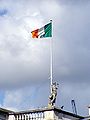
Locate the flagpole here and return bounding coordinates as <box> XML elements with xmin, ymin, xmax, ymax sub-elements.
<box><xmin>50</xmin><ymin>20</ymin><xmax>53</xmax><ymax>94</ymax></box>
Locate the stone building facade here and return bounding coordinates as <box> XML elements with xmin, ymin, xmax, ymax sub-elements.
<box><xmin>2</xmin><ymin>107</ymin><xmax>84</xmax><ymax>120</ymax></box>
<box><xmin>0</xmin><ymin>108</ymin><xmax>12</xmax><ymax>120</ymax></box>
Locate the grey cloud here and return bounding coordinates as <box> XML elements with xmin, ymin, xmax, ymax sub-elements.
<box><xmin>58</xmin><ymin>0</ymin><xmax>90</xmax><ymax>5</ymax></box>
<box><xmin>54</xmin><ymin>2</ymin><xmax>90</xmax><ymax>83</ymax></box>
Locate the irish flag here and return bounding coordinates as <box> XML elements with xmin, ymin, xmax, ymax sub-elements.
<box><xmin>31</xmin><ymin>22</ymin><xmax>52</xmax><ymax>38</ymax></box>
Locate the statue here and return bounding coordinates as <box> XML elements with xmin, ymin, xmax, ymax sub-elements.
<box><xmin>48</xmin><ymin>82</ymin><xmax>58</xmax><ymax>108</ymax></box>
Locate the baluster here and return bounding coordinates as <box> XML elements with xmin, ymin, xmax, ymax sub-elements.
<box><xmin>23</xmin><ymin>114</ymin><xmax>25</xmax><ymax>120</ymax></box>
<box><xmin>22</xmin><ymin>114</ymin><xmax>24</xmax><ymax>120</ymax></box>
<box><xmin>26</xmin><ymin>114</ymin><xmax>28</xmax><ymax>120</ymax></box>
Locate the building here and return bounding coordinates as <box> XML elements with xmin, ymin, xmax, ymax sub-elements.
<box><xmin>0</xmin><ymin>107</ymin><xmax>85</xmax><ymax>120</ymax></box>
<box><xmin>85</xmin><ymin>106</ymin><xmax>90</xmax><ymax>120</ymax></box>
<box><xmin>0</xmin><ymin>107</ymin><xmax>13</xmax><ymax>120</ymax></box>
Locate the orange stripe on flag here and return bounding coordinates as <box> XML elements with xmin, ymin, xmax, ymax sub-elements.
<box><xmin>31</xmin><ymin>29</ymin><xmax>38</xmax><ymax>38</ymax></box>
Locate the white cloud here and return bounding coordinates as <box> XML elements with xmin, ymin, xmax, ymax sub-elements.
<box><xmin>0</xmin><ymin>0</ymin><xmax>51</xmax><ymax>88</ymax></box>
<box><xmin>2</xmin><ymin>84</ymin><xmax>49</xmax><ymax>110</ymax></box>
<box><xmin>3</xmin><ymin>90</ymin><xmax>23</xmax><ymax>111</ymax></box>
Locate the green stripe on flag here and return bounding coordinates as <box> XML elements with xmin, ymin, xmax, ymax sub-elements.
<box><xmin>40</xmin><ymin>22</ymin><xmax>52</xmax><ymax>38</ymax></box>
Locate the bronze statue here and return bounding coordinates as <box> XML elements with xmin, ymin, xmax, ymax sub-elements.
<box><xmin>48</xmin><ymin>82</ymin><xmax>58</xmax><ymax>108</ymax></box>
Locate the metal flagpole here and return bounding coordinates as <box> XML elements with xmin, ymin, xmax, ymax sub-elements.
<box><xmin>48</xmin><ymin>20</ymin><xmax>58</xmax><ymax>107</ymax></box>
<box><xmin>50</xmin><ymin>20</ymin><xmax>53</xmax><ymax>94</ymax></box>
<box><xmin>50</xmin><ymin>38</ymin><xmax>53</xmax><ymax>93</ymax></box>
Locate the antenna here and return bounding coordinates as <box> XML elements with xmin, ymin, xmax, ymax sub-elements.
<box><xmin>71</xmin><ymin>100</ymin><xmax>77</xmax><ymax>115</ymax></box>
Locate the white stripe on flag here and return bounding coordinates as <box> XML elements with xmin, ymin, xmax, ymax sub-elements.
<box><xmin>38</xmin><ymin>27</ymin><xmax>45</xmax><ymax>38</ymax></box>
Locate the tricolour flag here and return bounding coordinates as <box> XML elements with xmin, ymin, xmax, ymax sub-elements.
<box><xmin>31</xmin><ymin>22</ymin><xmax>52</xmax><ymax>38</ymax></box>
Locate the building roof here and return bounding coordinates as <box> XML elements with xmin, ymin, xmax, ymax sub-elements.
<box><xmin>0</xmin><ymin>107</ymin><xmax>14</xmax><ymax>114</ymax></box>
<box><xmin>10</xmin><ymin>107</ymin><xmax>84</xmax><ymax>119</ymax></box>
<box><xmin>54</xmin><ymin>107</ymin><xmax>84</xmax><ymax>119</ymax></box>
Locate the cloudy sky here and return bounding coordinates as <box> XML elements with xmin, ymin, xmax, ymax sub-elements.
<box><xmin>0</xmin><ymin>0</ymin><xmax>90</xmax><ymax>116</ymax></box>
